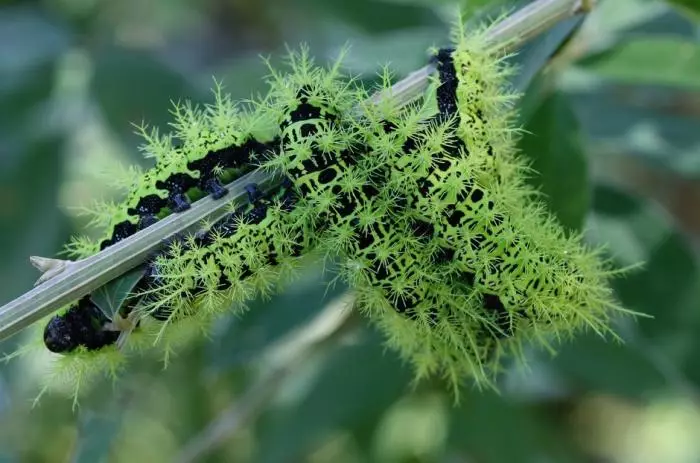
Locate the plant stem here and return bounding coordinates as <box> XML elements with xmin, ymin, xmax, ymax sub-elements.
<box><xmin>0</xmin><ymin>0</ymin><xmax>589</xmax><ymax>342</ymax></box>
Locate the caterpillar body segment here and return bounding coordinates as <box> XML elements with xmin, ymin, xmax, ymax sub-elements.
<box><xmin>260</xmin><ymin>69</ymin><xmax>527</xmax><ymax>385</ymax></box>
<box><xmin>432</xmin><ymin>47</ymin><xmax>460</xmax><ymax>124</ymax></box>
<box><xmin>336</xmin><ymin>196</ymin><xmax>511</xmax><ymax>387</ymax></box>
<box><xmin>35</xmin><ymin>183</ymin><xmax>306</xmax><ymax>405</ymax></box>
<box><xmin>428</xmin><ymin>42</ymin><xmax>620</xmax><ymax>333</ymax></box>
<box><xmin>133</xmin><ymin>180</ymin><xmax>313</xmax><ymax>326</ymax></box>
<box><xmin>431</xmin><ymin>38</ymin><xmax>528</xmax><ymax>196</ymax></box>
<box><xmin>68</xmin><ymin>88</ymin><xmax>280</xmax><ymax>256</ymax></box>
<box><xmin>322</xmin><ymin>99</ymin><xmax>499</xmax><ymax>386</ymax></box>
<box><xmin>255</xmin><ymin>50</ymin><xmax>414</xmax><ymax>255</ymax></box>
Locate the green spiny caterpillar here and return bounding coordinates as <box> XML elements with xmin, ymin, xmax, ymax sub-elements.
<box><xmin>30</xmin><ymin>22</ymin><xmax>632</xmax><ymax>399</ymax></box>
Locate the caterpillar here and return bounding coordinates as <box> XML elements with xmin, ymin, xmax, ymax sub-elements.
<box><xmin>33</xmin><ymin>22</ymin><xmax>629</xmax><ymax>398</ymax></box>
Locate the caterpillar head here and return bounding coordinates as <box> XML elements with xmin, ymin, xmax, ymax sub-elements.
<box><xmin>43</xmin><ymin>297</ymin><xmax>119</xmax><ymax>354</ymax></box>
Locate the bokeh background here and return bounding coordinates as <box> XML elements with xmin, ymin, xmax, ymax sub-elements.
<box><xmin>1</xmin><ymin>0</ymin><xmax>700</xmax><ymax>461</ymax></box>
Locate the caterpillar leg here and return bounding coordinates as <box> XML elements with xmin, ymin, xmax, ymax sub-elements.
<box><xmin>168</xmin><ymin>192</ymin><xmax>192</xmax><ymax>213</ymax></box>
<box><xmin>171</xmin><ymin>196</ymin><xmax>191</xmax><ymax>213</ymax></box>
<box><xmin>138</xmin><ymin>214</ymin><xmax>159</xmax><ymax>230</ymax></box>
<box><xmin>203</xmin><ymin>177</ymin><xmax>228</xmax><ymax>199</ymax></box>
<box><xmin>244</xmin><ymin>183</ymin><xmax>264</xmax><ymax>204</ymax></box>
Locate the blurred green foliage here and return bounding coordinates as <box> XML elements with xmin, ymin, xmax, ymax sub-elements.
<box><xmin>0</xmin><ymin>0</ymin><xmax>699</xmax><ymax>462</ymax></box>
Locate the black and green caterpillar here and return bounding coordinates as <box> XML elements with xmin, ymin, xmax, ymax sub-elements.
<box><xmin>38</xmin><ymin>25</ymin><xmax>627</xmax><ymax>394</ymax></box>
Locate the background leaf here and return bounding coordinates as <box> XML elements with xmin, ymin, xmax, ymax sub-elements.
<box><xmin>255</xmin><ymin>327</ymin><xmax>412</xmax><ymax>463</ymax></box>
<box><xmin>668</xmin><ymin>0</ymin><xmax>700</xmax><ymax>21</ymax></box>
<box><xmin>91</xmin><ymin>46</ymin><xmax>204</xmax><ymax>159</ymax></box>
<box><xmin>449</xmin><ymin>390</ymin><xmax>584</xmax><ymax>462</ymax></box>
<box><xmin>519</xmin><ymin>91</ymin><xmax>590</xmax><ymax>231</ymax></box>
<box><xmin>581</xmin><ymin>37</ymin><xmax>700</xmax><ymax>90</ymax></box>
<box><xmin>206</xmin><ymin>264</ymin><xmax>349</xmax><ymax>371</ymax></box>
<box><xmin>72</xmin><ymin>403</ymin><xmax>127</xmax><ymax>463</ymax></box>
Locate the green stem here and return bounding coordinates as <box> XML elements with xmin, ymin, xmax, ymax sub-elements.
<box><xmin>0</xmin><ymin>0</ymin><xmax>589</xmax><ymax>342</ymax></box>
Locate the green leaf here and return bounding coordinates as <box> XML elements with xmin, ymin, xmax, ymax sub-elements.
<box><xmin>668</xmin><ymin>0</ymin><xmax>700</xmax><ymax>21</ymax></box>
<box><xmin>209</xmin><ymin>55</ymin><xmax>273</xmax><ymax>102</ymax></box>
<box><xmin>91</xmin><ymin>46</ymin><xmax>204</xmax><ymax>163</ymax></box>
<box><xmin>0</xmin><ymin>9</ymin><xmax>73</xmax><ymax>306</ymax></box>
<box><xmin>255</xmin><ymin>326</ymin><xmax>412</xmax><ymax>463</ymax></box>
<box><xmin>91</xmin><ymin>267</ymin><xmax>147</xmax><ymax>320</ymax></box>
<box><xmin>585</xmin><ymin>0</ymin><xmax>667</xmax><ymax>35</ymax></box>
<box><xmin>0</xmin><ymin>132</ymin><xmax>70</xmax><ymax>305</ymax></box>
<box><xmin>566</xmin><ymin>84</ymin><xmax>700</xmax><ymax>177</ymax></box>
<box><xmin>679</xmin><ymin>323</ymin><xmax>700</xmax><ymax>388</ymax></box>
<box><xmin>370</xmin><ymin>392</ymin><xmax>449</xmax><ymax>462</ymax></box>
<box><xmin>295</xmin><ymin>0</ymin><xmax>441</xmax><ymax>34</ymax></box>
<box><xmin>509</xmin><ymin>15</ymin><xmax>585</xmax><ymax>93</ymax></box>
<box><xmin>72</xmin><ymin>402</ymin><xmax>127</xmax><ymax>463</ymax></box>
<box><xmin>549</xmin><ymin>331</ymin><xmax>669</xmax><ymax>398</ymax></box>
<box><xmin>340</xmin><ymin>27</ymin><xmax>444</xmax><ymax>78</ymax></box>
<box><xmin>519</xmin><ymin>91</ymin><xmax>590</xmax><ymax>231</ymax></box>
<box><xmin>449</xmin><ymin>390</ymin><xmax>584</xmax><ymax>462</ymax></box>
<box><xmin>564</xmin><ymin>184</ymin><xmax>700</xmax><ymax>397</ymax></box>
<box><xmin>0</xmin><ymin>7</ymin><xmax>72</xmax><ymax>76</ymax></box>
<box><xmin>207</xmin><ymin>263</ymin><xmax>349</xmax><ymax>370</ymax></box>
<box><xmin>581</xmin><ymin>36</ymin><xmax>700</xmax><ymax>90</ymax></box>
<box><xmin>588</xmin><ymin>184</ymin><xmax>700</xmax><ymax>339</ymax></box>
